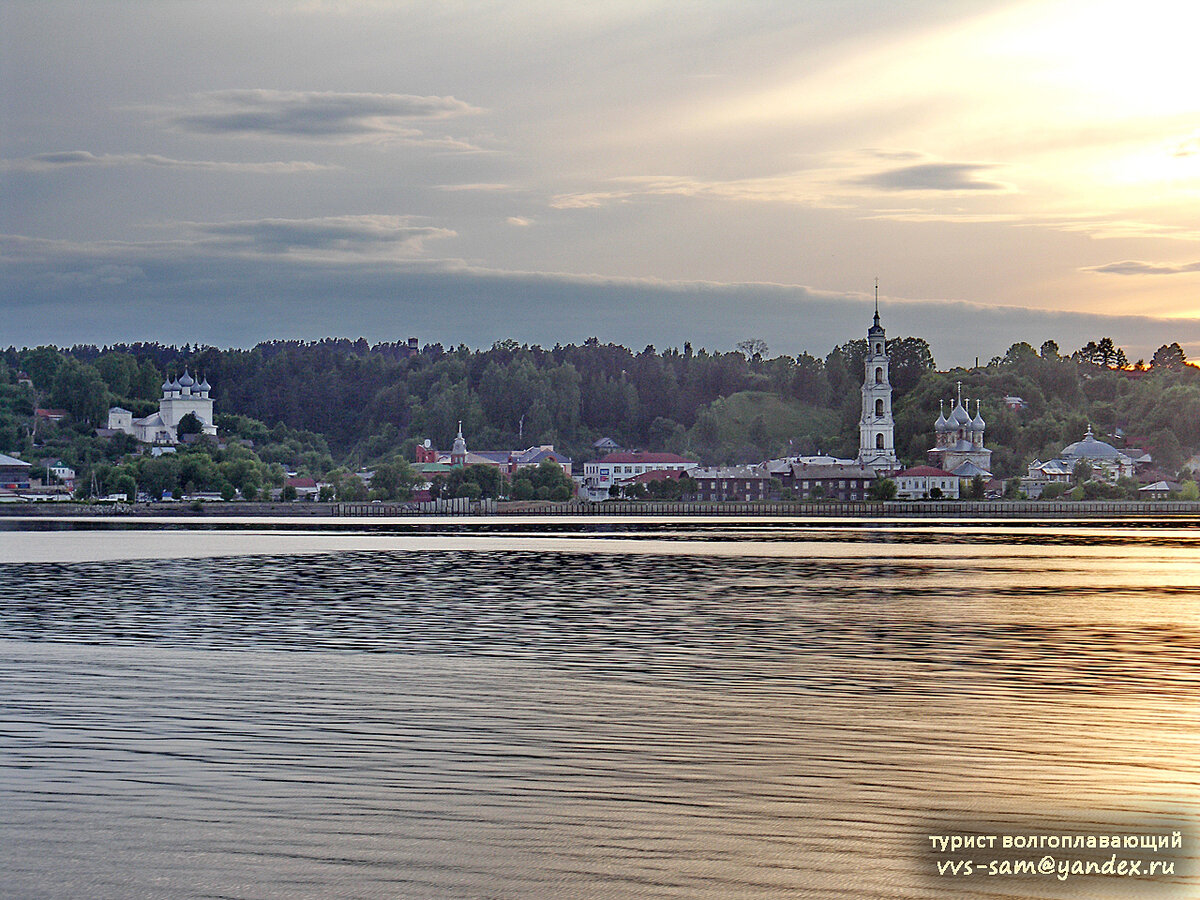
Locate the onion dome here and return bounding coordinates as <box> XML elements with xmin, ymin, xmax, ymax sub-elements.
<box><xmin>198</xmin><ymin>377</ymin><xmax>211</xmax><ymax>392</ymax></box>
<box><xmin>178</xmin><ymin>370</ymin><xmax>194</xmax><ymax>388</ymax></box>
<box><xmin>950</xmin><ymin>401</ymin><xmax>972</xmax><ymax>427</ymax></box>
<box><xmin>935</xmin><ymin>401</ymin><xmax>950</xmax><ymax>433</ymax></box>
<box><xmin>161</xmin><ymin>378</ymin><xmax>173</xmax><ymax>393</ymax></box>
<box><xmin>169</xmin><ymin>377</ymin><xmax>182</xmax><ymax>392</ymax></box>
<box><xmin>971</xmin><ymin>400</ymin><xmax>986</xmax><ymax>432</ymax></box>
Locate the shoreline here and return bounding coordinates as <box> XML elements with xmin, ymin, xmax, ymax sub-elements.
<box><xmin>2</xmin><ymin>499</ymin><xmax>1200</xmax><ymax>518</ymax></box>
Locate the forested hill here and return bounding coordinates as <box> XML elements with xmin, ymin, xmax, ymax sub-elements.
<box><xmin>3</xmin><ymin>336</ymin><xmax>1198</xmax><ymax>480</ymax></box>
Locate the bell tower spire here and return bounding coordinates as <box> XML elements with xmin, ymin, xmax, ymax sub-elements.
<box><xmin>857</xmin><ymin>283</ymin><xmax>898</xmax><ymax>474</ymax></box>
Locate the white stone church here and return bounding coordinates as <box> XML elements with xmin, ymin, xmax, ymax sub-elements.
<box><xmin>107</xmin><ymin>371</ymin><xmax>217</xmax><ymax>444</ymax></box>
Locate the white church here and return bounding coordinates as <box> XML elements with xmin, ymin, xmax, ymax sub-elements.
<box><xmin>107</xmin><ymin>370</ymin><xmax>217</xmax><ymax>444</ymax></box>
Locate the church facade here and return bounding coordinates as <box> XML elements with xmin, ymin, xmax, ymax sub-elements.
<box><xmin>107</xmin><ymin>370</ymin><xmax>217</xmax><ymax>444</ymax></box>
<box><xmin>928</xmin><ymin>384</ymin><xmax>993</xmax><ymax>477</ymax></box>
<box><xmin>856</xmin><ymin>308</ymin><xmax>899</xmax><ymax>474</ymax></box>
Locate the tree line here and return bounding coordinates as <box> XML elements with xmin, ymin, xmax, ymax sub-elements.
<box><xmin>2</xmin><ymin>334</ymin><xmax>1198</xmax><ymax>499</ymax></box>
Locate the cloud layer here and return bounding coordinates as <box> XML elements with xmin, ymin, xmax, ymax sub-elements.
<box><xmin>854</xmin><ymin>162</ymin><xmax>1008</xmax><ymax>192</ymax></box>
<box><xmin>168</xmin><ymin>90</ymin><xmax>481</xmax><ymax>141</ymax></box>
<box><xmin>190</xmin><ymin>215</ymin><xmax>456</xmax><ymax>257</ymax></box>
<box><xmin>4</xmin><ymin>231</ymin><xmax>1199</xmax><ymax>366</ymax></box>
<box><xmin>1084</xmin><ymin>260</ymin><xmax>1200</xmax><ymax>276</ymax></box>
<box><xmin>1</xmin><ymin>151</ymin><xmax>333</xmax><ymax>173</ymax></box>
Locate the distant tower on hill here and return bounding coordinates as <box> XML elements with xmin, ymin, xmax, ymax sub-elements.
<box><xmin>857</xmin><ymin>282</ymin><xmax>899</xmax><ymax>474</ymax></box>
<box><xmin>450</xmin><ymin>421</ymin><xmax>468</xmax><ymax>466</ymax></box>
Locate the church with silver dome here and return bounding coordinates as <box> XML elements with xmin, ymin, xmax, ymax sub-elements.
<box><xmin>1022</xmin><ymin>426</ymin><xmax>1136</xmax><ymax>497</ymax></box>
<box><xmin>927</xmin><ymin>383</ymin><xmax>993</xmax><ymax>479</ymax></box>
<box><xmin>106</xmin><ymin>370</ymin><xmax>217</xmax><ymax>444</ymax></box>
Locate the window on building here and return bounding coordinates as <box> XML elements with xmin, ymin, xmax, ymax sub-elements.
<box><xmin>875</xmin><ymin>367</ymin><xmax>883</xmax><ymax>383</ymax></box>
<box><xmin>876</xmin><ymin>433</ymin><xmax>884</xmax><ymax>449</ymax></box>
<box><xmin>875</xmin><ymin>398</ymin><xmax>883</xmax><ymax>417</ymax></box>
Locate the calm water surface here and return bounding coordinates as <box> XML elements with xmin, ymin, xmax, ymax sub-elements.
<box><xmin>1</xmin><ymin>517</ymin><xmax>1197</xmax><ymax>899</ymax></box>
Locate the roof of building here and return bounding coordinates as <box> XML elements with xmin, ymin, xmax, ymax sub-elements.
<box><xmin>35</xmin><ymin>408</ymin><xmax>68</xmax><ymax>418</ymax></box>
<box><xmin>789</xmin><ymin>462</ymin><xmax>876</xmax><ymax>479</ymax></box>
<box><xmin>948</xmin><ymin>401</ymin><xmax>973</xmax><ymax>428</ymax></box>
<box><xmin>1030</xmin><ymin>459</ymin><xmax>1075</xmax><ymax>475</ymax></box>
<box><xmin>621</xmin><ymin>468</ymin><xmax>689</xmax><ymax>484</ymax></box>
<box><xmin>0</xmin><ymin>453</ymin><xmax>31</xmax><ymax>468</ymax></box>
<box><xmin>514</xmin><ymin>447</ymin><xmax>570</xmax><ymax>466</ymax></box>
<box><xmin>595</xmin><ymin>451</ymin><xmax>699</xmax><ymax>465</ymax></box>
<box><xmin>415</xmin><ymin>462</ymin><xmax>454</xmax><ymax>474</ymax></box>
<box><xmin>1060</xmin><ymin>426</ymin><xmax>1129</xmax><ymax>461</ymax></box>
<box><xmin>951</xmin><ymin>460</ymin><xmax>992</xmax><ymax>477</ymax></box>
<box><xmin>1139</xmin><ymin>481</ymin><xmax>1180</xmax><ymax>493</ymax></box>
<box><xmin>895</xmin><ymin>465</ymin><xmax>957</xmax><ymax>478</ymax></box>
<box><xmin>931</xmin><ymin>439</ymin><xmax>980</xmax><ymax>452</ymax></box>
<box><xmin>286</xmin><ymin>477</ymin><xmax>318</xmax><ymax>488</ymax></box>
<box><xmin>689</xmin><ymin>465</ymin><xmax>771</xmax><ymax>479</ymax></box>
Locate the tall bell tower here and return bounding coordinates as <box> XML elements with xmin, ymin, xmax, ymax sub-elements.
<box><xmin>857</xmin><ymin>281</ymin><xmax>899</xmax><ymax>473</ymax></box>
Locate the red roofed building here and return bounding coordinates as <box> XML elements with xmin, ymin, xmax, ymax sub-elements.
<box><xmin>894</xmin><ymin>465</ymin><xmax>960</xmax><ymax>499</ymax></box>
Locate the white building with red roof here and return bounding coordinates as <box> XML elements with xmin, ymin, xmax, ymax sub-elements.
<box><xmin>893</xmin><ymin>465</ymin><xmax>960</xmax><ymax>499</ymax></box>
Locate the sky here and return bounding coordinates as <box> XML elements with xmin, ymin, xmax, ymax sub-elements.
<box><xmin>2</xmin><ymin>0</ymin><xmax>1199</xmax><ymax>366</ymax></box>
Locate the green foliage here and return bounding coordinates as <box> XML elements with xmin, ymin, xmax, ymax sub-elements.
<box><xmin>1181</xmin><ymin>481</ymin><xmax>1199</xmax><ymax>501</ymax></box>
<box><xmin>177</xmin><ymin>412</ymin><xmax>203</xmax><ymax>437</ymax></box>
<box><xmin>511</xmin><ymin>460</ymin><xmax>574</xmax><ymax>501</ymax></box>
<box><xmin>49</xmin><ymin>358</ymin><xmax>109</xmax><ymax>425</ymax></box>
<box><xmin>687</xmin><ymin>391</ymin><xmax>841</xmax><ymax>463</ymax></box>
<box><xmin>431</xmin><ymin>464</ymin><xmax>502</xmax><ymax>500</ymax></box>
<box><xmin>6</xmin><ymin>335</ymin><xmax>1200</xmax><ymax>505</ymax></box>
<box><xmin>1040</xmin><ymin>482</ymin><xmax>1068</xmax><ymax>500</ymax></box>
<box><xmin>1074</xmin><ymin>337</ymin><xmax>1128</xmax><ymax>369</ymax></box>
<box><xmin>964</xmin><ymin>473</ymin><xmax>986</xmax><ymax>500</ymax></box>
<box><xmin>369</xmin><ymin>459</ymin><xmax>418</xmax><ymax>501</ymax></box>
<box><xmin>868</xmin><ymin>478</ymin><xmax>897</xmax><ymax>501</ymax></box>
<box><xmin>1151</xmin><ymin>343</ymin><xmax>1187</xmax><ymax>370</ymax></box>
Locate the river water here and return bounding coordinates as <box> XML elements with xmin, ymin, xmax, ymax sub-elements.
<box><xmin>1</xmin><ymin>517</ymin><xmax>1197</xmax><ymax>899</ymax></box>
